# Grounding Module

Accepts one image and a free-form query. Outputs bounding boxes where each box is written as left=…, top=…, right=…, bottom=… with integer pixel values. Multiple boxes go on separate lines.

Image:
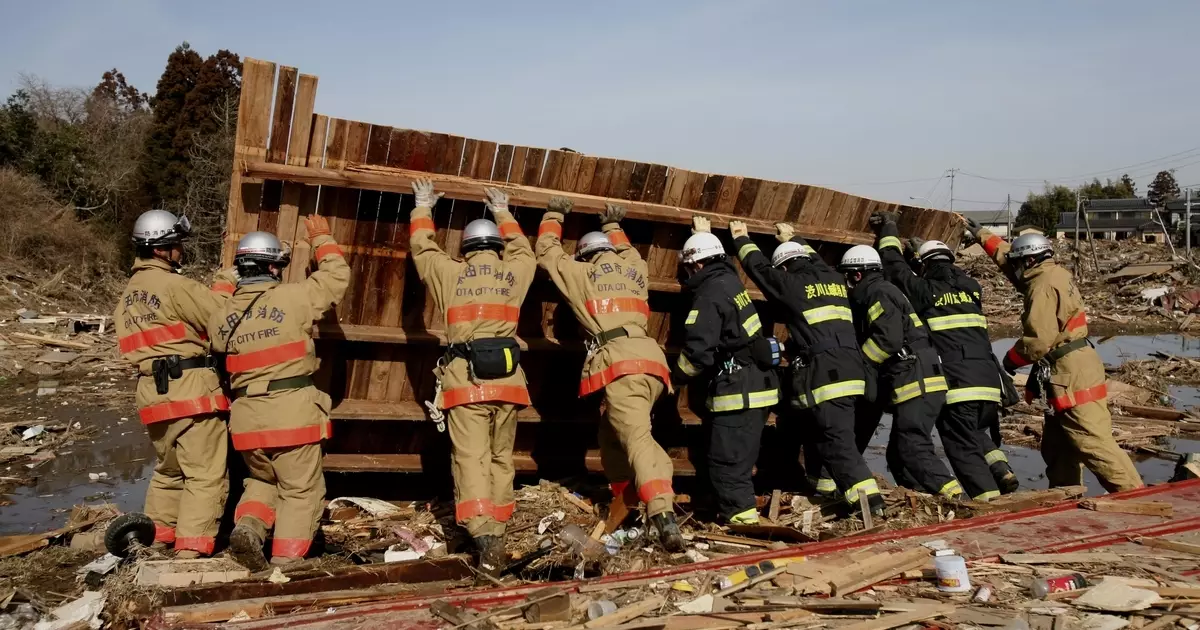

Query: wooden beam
left=243, top=160, right=875, bottom=245
left=1079, top=499, right=1173, bottom=517
left=322, top=452, right=697, bottom=475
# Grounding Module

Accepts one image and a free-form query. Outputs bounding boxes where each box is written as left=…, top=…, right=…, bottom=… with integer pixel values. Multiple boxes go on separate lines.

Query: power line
left=957, top=145, right=1200, bottom=185
left=833, top=175, right=946, bottom=186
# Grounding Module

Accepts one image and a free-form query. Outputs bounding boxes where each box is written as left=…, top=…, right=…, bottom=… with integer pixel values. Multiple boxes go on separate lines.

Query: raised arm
left=535, top=196, right=589, bottom=297
left=598, top=203, right=645, bottom=270
left=872, top=216, right=938, bottom=311
left=408, top=178, right=457, bottom=289
left=729, top=220, right=792, bottom=304
left=485, top=187, right=536, bottom=295
left=301, top=215, right=350, bottom=316
left=964, top=218, right=1020, bottom=287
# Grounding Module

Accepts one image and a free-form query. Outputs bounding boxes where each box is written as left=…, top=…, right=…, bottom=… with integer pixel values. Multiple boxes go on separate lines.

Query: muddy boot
left=175, top=549, right=201, bottom=560
left=228, top=524, right=268, bottom=572
left=474, top=535, right=505, bottom=581
left=648, top=512, right=685, bottom=553
left=991, top=462, right=1019, bottom=494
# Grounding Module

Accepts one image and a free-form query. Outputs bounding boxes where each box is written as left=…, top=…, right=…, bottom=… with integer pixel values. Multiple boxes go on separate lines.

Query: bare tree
left=177, top=91, right=237, bottom=266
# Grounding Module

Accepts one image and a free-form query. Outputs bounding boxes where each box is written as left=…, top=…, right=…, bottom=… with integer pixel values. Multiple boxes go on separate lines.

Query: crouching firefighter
left=214, top=217, right=350, bottom=570
left=408, top=180, right=535, bottom=578
left=115, top=210, right=236, bottom=557
left=730, top=221, right=883, bottom=516
left=965, top=223, right=1143, bottom=493
left=536, top=198, right=684, bottom=551
left=870, top=212, right=1013, bottom=498
left=673, top=216, right=781, bottom=525
left=839, top=245, right=963, bottom=499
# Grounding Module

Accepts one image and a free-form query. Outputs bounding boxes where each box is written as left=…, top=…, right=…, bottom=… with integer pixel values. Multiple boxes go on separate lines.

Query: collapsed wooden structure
left=222, top=58, right=965, bottom=479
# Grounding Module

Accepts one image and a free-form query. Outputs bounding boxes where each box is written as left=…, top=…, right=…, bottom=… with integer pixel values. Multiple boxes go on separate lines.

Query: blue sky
left=4, top=0, right=1199, bottom=212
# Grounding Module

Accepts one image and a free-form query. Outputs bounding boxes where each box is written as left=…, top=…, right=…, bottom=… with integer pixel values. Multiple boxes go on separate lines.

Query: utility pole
left=1187, top=187, right=1193, bottom=260
left=1073, top=189, right=1081, bottom=277
left=1006, top=194, right=1012, bottom=236
left=949, top=168, right=957, bottom=213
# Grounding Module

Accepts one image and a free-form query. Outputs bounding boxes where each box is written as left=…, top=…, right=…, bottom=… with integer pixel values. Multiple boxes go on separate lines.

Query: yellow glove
left=729, top=220, right=749, bottom=239
left=692, top=215, right=711, bottom=234
left=774, top=222, right=794, bottom=243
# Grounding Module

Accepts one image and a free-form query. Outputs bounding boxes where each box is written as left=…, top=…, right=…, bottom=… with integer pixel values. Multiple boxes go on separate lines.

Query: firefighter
left=115, top=210, right=236, bottom=558
left=673, top=216, right=780, bottom=525
left=838, top=245, right=963, bottom=499
left=869, top=212, right=1014, bottom=499
left=215, top=216, right=350, bottom=570
left=964, top=222, right=1143, bottom=493
left=408, top=179, right=535, bottom=578
left=536, top=197, right=684, bottom=551
left=729, top=220, right=884, bottom=516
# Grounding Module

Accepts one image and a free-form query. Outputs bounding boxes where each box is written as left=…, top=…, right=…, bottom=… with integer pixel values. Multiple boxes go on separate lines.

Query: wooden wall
left=224, top=58, right=965, bottom=475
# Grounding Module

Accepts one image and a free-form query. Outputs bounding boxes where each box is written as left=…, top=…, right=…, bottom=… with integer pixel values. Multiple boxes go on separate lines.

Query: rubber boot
left=475, top=535, right=505, bottom=581
left=648, top=512, right=685, bottom=553
left=228, top=524, right=268, bottom=572
left=992, top=462, right=1019, bottom=494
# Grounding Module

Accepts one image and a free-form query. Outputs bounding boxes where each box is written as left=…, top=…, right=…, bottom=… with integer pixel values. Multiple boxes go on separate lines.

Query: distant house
left=1013, top=225, right=1043, bottom=237
left=1055, top=198, right=1167, bottom=243
left=959, top=209, right=1014, bottom=237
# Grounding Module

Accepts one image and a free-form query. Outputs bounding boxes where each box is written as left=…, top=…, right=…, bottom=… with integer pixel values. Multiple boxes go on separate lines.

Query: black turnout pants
left=802, top=395, right=875, bottom=501
left=937, top=400, right=1002, bottom=499
left=703, top=407, right=768, bottom=521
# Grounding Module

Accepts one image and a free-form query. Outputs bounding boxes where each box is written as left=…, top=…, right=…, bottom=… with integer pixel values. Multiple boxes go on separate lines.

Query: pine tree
left=139, top=42, right=204, bottom=206
left=1147, top=170, right=1181, bottom=208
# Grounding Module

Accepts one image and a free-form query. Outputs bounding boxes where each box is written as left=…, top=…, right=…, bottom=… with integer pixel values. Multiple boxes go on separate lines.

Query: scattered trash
left=134, top=558, right=251, bottom=587
left=76, top=553, right=121, bottom=577
left=267, top=567, right=291, bottom=584
left=20, top=425, right=45, bottom=440
left=1075, top=579, right=1160, bottom=612
left=86, top=472, right=108, bottom=481
left=586, top=599, right=617, bottom=620
left=933, top=549, right=971, bottom=593
left=536, top=509, right=566, bottom=534
left=31, top=591, right=105, bottom=630
left=1029, top=573, right=1088, bottom=598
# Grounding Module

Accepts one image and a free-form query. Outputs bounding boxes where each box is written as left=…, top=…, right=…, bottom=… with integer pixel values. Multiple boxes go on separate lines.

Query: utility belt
left=727, top=336, right=784, bottom=372
left=790, top=333, right=857, bottom=368
left=1027, top=338, right=1091, bottom=402
left=938, top=342, right=994, bottom=363
left=878, top=338, right=932, bottom=371
left=232, top=375, right=313, bottom=399
left=144, top=355, right=219, bottom=395
left=445, top=337, right=521, bottom=380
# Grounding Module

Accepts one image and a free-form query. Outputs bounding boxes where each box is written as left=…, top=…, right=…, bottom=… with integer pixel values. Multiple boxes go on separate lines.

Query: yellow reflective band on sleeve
left=926, top=313, right=988, bottom=331
left=810, top=477, right=837, bottom=493
left=879, top=236, right=902, bottom=251
left=729, top=507, right=760, bottom=524
left=708, top=393, right=744, bottom=412
left=738, top=243, right=760, bottom=260
left=812, top=379, right=867, bottom=405
left=747, top=389, right=780, bottom=409
left=802, top=304, right=853, bottom=324
left=923, top=376, right=948, bottom=393
left=844, top=478, right=880, bottom=505
left=868, top=302, right=885, bottom=322
left=862, top=338, right=889, bottom=364
left=984, top=449, right=1009, bottom=465
left=504, top=348, right=513, bottom=374
left=685, top=310, right=699, bottom=326
left=677, top=353, right=701, bottom=377
left=939, top=479, right=964, bottom=498
left=945, top=386, right=1003, bottom=405
left=892, top=380, right=923, bottom=404
left=910, top=313, right=924, bottom=327
left=742, top=312, right=763, bottom=336
left=973, top=490, right=1001, bottom=501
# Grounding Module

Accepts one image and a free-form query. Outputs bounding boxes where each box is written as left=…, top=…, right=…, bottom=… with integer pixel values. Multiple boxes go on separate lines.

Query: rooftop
left=958, top=209, right=1013, bottom=224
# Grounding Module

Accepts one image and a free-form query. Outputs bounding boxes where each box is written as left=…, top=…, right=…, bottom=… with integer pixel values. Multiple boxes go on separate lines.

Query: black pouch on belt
left=747, top=336, right=783, bottom=370
left=151, top=355, right=183, bottom=395
left=465, top=337, right=521, bottom=380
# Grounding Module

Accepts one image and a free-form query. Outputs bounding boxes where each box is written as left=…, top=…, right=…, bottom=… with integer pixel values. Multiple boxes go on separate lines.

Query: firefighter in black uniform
left=729, top=220, right=883, bottom=516
left=673, top=217, right=781, bottom=524
left=839, top=245, right=964, bottom=498
left=870, top=211, right=1016, bottom=499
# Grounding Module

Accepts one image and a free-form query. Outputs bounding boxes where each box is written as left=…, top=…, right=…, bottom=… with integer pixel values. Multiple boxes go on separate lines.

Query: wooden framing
left=223, top=58, right=965, bottom=476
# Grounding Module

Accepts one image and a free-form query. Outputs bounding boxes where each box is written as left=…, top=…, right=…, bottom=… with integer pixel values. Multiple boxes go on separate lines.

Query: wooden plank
left=589, top=158, right=616, bottom=197
left=574, top=155, right=598, bottom=194
left=277, top=74, right=319, bottom=284
left=830, top=548, right=930, bottom=596
left=607, top=160, right=636, bottom=199
left=559, top=151, right=583, bottom=192
left=507, top=146, right=529, bottom=184
left=225, top=59, right=276, bottom=264
left=836, top=604, right=954, bottom=630
left=1079, top=499, right=1172, bottom=517
left=583, top=595, right=664, bottom=629
left=1001, top=552, right=1122, bottom=564
left=698, top=174, right=724, bottom=211
left=323, top=452, right=698, bottom=475
left=493, top=144, right=514, bottom=182
left=627, top=162, right=651, bottom=200
left=1137, top=537, right=1200, bottom=556
left=541, top=149, right=566, bottom=188
left=265, top=66, right=298, bottom=165
left=713, top=176, right=743, bottom=215
left=642, top=164, right=669, bottom=202
left=522, top=147, right=547, bottom=187
left=661, top=168, right=690, bottom=206
left=679, top=171, right=708, bottom=209
left=331, top=121, right=371, bottom=322
left=732, top=178, right=762, bottom=216
left=245, top=161, right=876, bottom=244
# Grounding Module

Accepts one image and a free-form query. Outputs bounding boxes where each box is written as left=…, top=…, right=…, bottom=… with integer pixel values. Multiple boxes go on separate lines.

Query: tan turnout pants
left=1043, top=400, right=1143, bottom=493
left=233, top=443, right=325, bottom=559
left=449, top=403, right=519, bottom=537
left=599, top=374, right=675, bottom=516
left=144, top=415, right=228, bottom=555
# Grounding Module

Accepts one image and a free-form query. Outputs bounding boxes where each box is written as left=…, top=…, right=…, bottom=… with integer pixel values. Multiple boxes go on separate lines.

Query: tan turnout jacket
left=115, top=258, right=236, bottom=424
left=409, top=204, right=536, bottom=409
left=535, top=212, right=671, bottom=396
left=209, top=235, right=350, bottom=451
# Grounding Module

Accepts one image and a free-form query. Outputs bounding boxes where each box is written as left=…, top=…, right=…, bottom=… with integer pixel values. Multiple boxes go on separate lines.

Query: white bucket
left=934, top=554, right=971, bottom=593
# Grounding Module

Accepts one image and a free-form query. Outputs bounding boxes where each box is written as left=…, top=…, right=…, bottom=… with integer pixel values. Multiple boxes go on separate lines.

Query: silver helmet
left=1007, top=233, right=1053, bottom=262
left=575, top=231, right=614, bottom=261
left=132, top=209, right=191, bottom=247
left=234, top=231, right=291, bottom=273
left=462, top=219, right=503, bottom=253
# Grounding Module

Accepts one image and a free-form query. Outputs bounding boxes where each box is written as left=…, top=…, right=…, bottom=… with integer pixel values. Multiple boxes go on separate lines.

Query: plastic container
left=559, top=524, right=606, bottom=557
left=933, top=553, right=971, bottom=593
left=1029, top=573, right=1087, bottom=598
left=972, top=584, right=993, bottom=603
left=587, top=600, right=617, bottom=621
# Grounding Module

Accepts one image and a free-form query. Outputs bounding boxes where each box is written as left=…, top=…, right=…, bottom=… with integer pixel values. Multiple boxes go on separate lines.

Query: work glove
left=906, top=237, right=926, bottom=254
left=412, top=177, right=443, bottom=209
left=962, top=216, right=983, bottom=243
left=483, top=187, right=509, bottom=215
left=692, top=215, right=711, bottom=234
left=774, top=222, right=795, bottom=243
left=303, top=214, right=331, bottom=241
left=600, top=202, right=627, bottom=224
left=729, top=220, right=749, bottom=240
left=868, top=210, right=900, bottom=229
left=548, top=196, right=573, bottom=215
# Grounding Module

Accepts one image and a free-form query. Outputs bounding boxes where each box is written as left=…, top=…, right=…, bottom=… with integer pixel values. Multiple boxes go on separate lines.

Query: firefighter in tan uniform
left=966, top=222, right=1142, bottom=492
left=115, top=210, right=235, bottom=557
left=214, top=216, right=350, bottom=569
left=408, top=179, right=535, bottom=577
left=536, top=198, right=684, bottom=551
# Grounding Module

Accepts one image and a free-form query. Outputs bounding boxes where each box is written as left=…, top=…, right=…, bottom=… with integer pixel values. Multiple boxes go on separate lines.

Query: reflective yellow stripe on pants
left=730, top=507, right=760, bottom=524
left=926, top=314, right=988, bottom=331
left=985, top=449, right=1009, bottom=465
left=945, top=386, right=1002, bottom=405
left=973, top=490, right=1000, bottom=501
left=844, top=478, right=880, bottom=505
left=939, top=479, right=964, bottom=498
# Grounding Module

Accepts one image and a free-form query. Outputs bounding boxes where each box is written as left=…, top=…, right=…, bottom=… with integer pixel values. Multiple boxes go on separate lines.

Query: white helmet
left=917, top=240, right=954, bottom=263
left=771, top=241, right=811, bottom=268
left=679, top=232, right=725, bottom=264
left=462, top=219, right=503, bottom=253
left=132, top=209, right=191, bottom=247
left=575, top=231, right=614, bottom=261
left=838, top=245, right=882, bottom=272
left=1007, top=233, right=1053, bottom=262
left=235, top=231, right=291, bottom=274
